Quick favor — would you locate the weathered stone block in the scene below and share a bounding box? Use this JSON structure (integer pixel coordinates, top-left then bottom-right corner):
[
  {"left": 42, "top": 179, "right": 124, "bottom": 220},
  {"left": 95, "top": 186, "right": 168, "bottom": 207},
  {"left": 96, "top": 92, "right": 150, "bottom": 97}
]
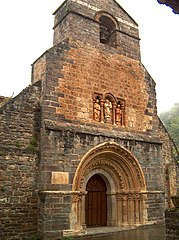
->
[{"left": 51, "top": 172, "right": 69, "bottom": 185}]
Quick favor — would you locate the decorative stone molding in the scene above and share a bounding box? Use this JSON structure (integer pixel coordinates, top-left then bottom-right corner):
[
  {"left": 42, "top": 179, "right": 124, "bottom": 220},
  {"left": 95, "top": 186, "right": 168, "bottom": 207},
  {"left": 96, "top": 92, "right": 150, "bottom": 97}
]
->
[
  {"left": 73, "top": 142, "right": 146, "bottom": 192},
  {"left": 70, "top": 142, "right": 146, "bottom": 231}
]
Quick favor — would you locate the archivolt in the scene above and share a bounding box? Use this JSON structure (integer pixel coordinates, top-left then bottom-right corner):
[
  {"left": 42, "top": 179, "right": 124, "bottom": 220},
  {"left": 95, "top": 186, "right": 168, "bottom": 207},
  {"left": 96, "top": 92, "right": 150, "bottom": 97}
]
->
[{"left": 72, "top": 142, "right": 146, "bottom": 193}]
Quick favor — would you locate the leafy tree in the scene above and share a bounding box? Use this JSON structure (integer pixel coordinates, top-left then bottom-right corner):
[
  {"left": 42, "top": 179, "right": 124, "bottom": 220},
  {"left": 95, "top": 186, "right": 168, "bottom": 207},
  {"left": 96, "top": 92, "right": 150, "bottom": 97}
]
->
[{"left": 160, "top": 103, "right": 179, "bottom": 157}]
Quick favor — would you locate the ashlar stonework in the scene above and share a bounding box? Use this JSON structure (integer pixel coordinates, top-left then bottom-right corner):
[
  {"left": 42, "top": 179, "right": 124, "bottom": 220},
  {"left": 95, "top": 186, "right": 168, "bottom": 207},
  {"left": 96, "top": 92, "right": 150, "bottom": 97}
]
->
[{"left": 0, "top": 0, "right": 178, "bottom": 239}]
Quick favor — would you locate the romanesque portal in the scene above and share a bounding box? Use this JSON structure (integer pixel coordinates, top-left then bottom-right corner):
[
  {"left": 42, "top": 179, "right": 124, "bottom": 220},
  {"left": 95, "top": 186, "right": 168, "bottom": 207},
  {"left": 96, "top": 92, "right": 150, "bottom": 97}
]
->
[{"left": 70, "top": 142, "right": 146, "bottom": 232}]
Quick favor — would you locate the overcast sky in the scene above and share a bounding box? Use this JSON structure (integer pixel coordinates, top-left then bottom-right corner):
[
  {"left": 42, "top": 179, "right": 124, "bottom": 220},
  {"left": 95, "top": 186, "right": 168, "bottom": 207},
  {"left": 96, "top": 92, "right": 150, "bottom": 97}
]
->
[{"left": 0, "top": 0, "right": 178, "bottom": 113}]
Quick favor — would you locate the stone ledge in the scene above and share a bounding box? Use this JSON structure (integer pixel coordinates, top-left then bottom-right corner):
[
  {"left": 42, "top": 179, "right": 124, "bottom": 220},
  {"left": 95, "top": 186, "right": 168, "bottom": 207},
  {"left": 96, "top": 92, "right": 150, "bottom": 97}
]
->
[
  {"left": 39, "top": 190, "right": 82, "bottom": 195},
  {"left": 44, "top": 120, "right": 162, "bottom": 144}
]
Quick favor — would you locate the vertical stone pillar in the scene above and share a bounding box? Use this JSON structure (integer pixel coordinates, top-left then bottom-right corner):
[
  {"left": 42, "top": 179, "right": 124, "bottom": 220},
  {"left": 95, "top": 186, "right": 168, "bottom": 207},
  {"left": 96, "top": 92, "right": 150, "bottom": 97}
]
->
[
  {"left": 81, "top": 194, "right": 87, "bottom": 229},
  {"left": 93, "top": 99, "right": 96, "bottom": 121},
  {"left": 134, "top": 194, "right": 140, "bottom": 225},
  {"left": 71, "top": 192, "right": 85, "bottom": 231},
  {"left": 112, "top": 103, "right": 116, "bottom": 125},
  {"left": 122, "top": 195, "right": 128, "bottom": 225},
  {"left": 106, "top": 193, "right": 117, "bottom": 227},
  {"left": 100, "top": 99, "right": 104, "bottom": 123},
  {"left": 121, "top": 103, "right": 125, "bottom": 127},
  {"left": 116, "top": 194, "right": 123, "bottom": 227},
  {"left": 128, "top": 193, "right": 134, "bottom": 226},
  {"left": 139, "top": 193, "right": 145, "bottom": 224},
  {"left": 70, "top": 194, "right": 78, "bottom": 230},
  {"left": 77, "top": 195, "right": 82, "bottom": 229}
]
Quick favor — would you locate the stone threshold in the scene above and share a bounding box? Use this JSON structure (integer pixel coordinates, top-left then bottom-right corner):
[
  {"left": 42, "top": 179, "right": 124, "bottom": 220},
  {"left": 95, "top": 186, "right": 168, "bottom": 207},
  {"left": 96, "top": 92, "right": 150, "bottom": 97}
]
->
[
  {"left": 63, "top": 223, "right": 165, "bottom": 237},
  {"left": 85, "top": 226, "right": 137, "bottom": 235}
]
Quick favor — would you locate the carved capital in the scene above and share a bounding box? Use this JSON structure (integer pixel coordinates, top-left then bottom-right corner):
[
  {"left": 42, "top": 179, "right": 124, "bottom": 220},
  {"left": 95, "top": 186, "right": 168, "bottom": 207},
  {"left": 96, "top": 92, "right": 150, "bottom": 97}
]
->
[{"left": 72, "top": 193, "right": 83, "bottom": 203}]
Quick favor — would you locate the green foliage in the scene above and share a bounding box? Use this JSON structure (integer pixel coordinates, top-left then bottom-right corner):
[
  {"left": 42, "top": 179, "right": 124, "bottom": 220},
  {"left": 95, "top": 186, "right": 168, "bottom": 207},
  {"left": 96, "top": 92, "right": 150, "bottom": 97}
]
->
[
  {"left": 160, "top": 103, "right": 179, "bottom": 158},
  {"left": 64, "top": 6, "right": 69, "bottom": 13},
  {"left": 1, "top": 185, "right": 7, "bottom": 192},
  {"left": 15, "top": 142, "right": 20, "bottom": 148},
  {"left": 0, "top": 150, "right": 5, "bottom": 156},
  {"left": 26, "top": 136, "right": 38, "bottom": 153},
  {"left": 30, "top": 236, "right": 41, "bottom": 240}
]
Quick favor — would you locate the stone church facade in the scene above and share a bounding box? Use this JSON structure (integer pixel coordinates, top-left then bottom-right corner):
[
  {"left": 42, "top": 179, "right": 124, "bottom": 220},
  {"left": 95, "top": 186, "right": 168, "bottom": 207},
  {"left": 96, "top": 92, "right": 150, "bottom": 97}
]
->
[{"left": 0, "top": 0, "right": 178, "bottom": 239}]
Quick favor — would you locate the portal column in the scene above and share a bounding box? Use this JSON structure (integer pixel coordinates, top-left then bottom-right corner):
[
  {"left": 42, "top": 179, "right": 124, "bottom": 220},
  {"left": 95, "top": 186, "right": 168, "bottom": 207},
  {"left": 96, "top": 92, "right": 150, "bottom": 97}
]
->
[
  {"left": 70, "top": 192, "right": 86, "bottom": 231},
  {"left": 122, "top": 194, "right": 128, "bottom": 226},
  {"left": 134, "top": 194, "right": 140, "bottom": 225},
  {"left": 128, "top": 193, "right": 134, "bottom": 226},
  {"left": 116, "top": 193, "right": 123, "bottom": 227},
  {"left": 139, "top": 193, "right": 145, "bottom": 224}
]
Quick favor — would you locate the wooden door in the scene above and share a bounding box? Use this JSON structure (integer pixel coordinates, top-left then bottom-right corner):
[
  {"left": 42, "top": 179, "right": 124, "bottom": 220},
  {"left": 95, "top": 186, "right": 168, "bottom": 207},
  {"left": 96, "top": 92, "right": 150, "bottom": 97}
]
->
[{"left": 85, "top": 174, "right": 107, "bottom": 227}]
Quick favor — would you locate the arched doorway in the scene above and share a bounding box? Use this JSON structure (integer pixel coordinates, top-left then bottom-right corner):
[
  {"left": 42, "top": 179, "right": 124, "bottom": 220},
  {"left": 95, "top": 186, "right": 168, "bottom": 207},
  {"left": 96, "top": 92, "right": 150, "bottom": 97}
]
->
[
  {"left": 71, "top": 142, "right": 147, "bottom": 231},
  {"left": 85, "top": 174, "right": 107, "bottom": 227}
]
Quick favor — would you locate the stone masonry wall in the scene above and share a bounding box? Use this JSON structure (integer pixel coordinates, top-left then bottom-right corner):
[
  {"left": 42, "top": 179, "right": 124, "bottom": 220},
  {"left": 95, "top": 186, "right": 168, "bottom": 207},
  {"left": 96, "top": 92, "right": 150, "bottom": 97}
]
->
[
  {"left": 31, "top": 35, "right": 164, "bottom": 238},
  {"left": 56, "top": 41, "right": 144, "bottom": 126},
  {"left": 38, "top": 121, "right": 165, "bottom": 237},
  {"left": 31, "top": 54, "right": 47, "bottom": 84},
  {"left": 0, "top": 82, "right": 41, "bottom": 240},
  {"left": 32, "top": 39, "right": 156, "bottom": 132},
  {"left": 41, "top": 121, "right": 164, "bottom": 193}
]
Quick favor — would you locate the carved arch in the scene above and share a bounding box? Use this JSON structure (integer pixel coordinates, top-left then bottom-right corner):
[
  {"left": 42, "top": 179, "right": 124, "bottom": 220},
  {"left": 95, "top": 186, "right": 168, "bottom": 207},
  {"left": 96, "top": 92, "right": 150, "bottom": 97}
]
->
[
  {"left": 104, "top": 92, "right": 116, "bottom": 103},
  {"left": 73, "top": 142, "right": 146, "bottom": 192},
  {"left": 70, "top": 142, "right": 147, "bottom": 230},
  {"left": 95, "top": 11, "right": 119, "bottom": 30}
]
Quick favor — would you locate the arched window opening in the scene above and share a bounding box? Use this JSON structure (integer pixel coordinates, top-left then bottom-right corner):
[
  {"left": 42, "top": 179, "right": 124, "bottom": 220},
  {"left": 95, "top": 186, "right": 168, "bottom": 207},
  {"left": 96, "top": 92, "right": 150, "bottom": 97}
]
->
[{"left": 99, "top": 16, "right": 116, "bottom": 45}]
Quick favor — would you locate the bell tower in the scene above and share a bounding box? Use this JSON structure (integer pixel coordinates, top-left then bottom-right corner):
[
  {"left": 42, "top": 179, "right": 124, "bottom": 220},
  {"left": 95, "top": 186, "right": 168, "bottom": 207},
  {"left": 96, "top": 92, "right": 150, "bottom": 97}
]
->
[{"left": 53, "top": 0, "right": 141, "bottom": 60}]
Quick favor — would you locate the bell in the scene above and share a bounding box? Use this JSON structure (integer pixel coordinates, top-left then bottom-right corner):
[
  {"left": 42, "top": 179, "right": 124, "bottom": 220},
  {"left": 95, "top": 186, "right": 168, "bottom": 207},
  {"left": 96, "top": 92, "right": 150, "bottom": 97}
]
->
[{"left": 100, "top": 31, "right": 107, "bottom": 43}]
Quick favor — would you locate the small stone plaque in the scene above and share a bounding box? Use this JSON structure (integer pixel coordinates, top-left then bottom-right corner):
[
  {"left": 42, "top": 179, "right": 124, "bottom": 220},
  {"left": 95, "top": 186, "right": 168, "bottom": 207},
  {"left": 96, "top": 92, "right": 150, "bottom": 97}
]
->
[{"left": 51, "top": 172, "right": 69, "bottom": 184}]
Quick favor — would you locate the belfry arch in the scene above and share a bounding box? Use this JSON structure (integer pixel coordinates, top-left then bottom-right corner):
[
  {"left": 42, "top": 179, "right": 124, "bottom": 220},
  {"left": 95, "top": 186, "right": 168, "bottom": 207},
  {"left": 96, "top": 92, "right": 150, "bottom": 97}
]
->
[
  {"left": 95, "top": 11, "right": 119, "bottom": 47},
  {"left": 70, "top": 142, "right": 147, "bottom": 231}
]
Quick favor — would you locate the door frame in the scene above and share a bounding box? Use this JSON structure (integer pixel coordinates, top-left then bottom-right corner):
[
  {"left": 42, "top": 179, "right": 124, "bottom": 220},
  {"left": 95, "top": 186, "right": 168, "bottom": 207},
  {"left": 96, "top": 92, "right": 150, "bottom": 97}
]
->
[{"left": 85, "top": 174, "right": 107, "bottom": 227}]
